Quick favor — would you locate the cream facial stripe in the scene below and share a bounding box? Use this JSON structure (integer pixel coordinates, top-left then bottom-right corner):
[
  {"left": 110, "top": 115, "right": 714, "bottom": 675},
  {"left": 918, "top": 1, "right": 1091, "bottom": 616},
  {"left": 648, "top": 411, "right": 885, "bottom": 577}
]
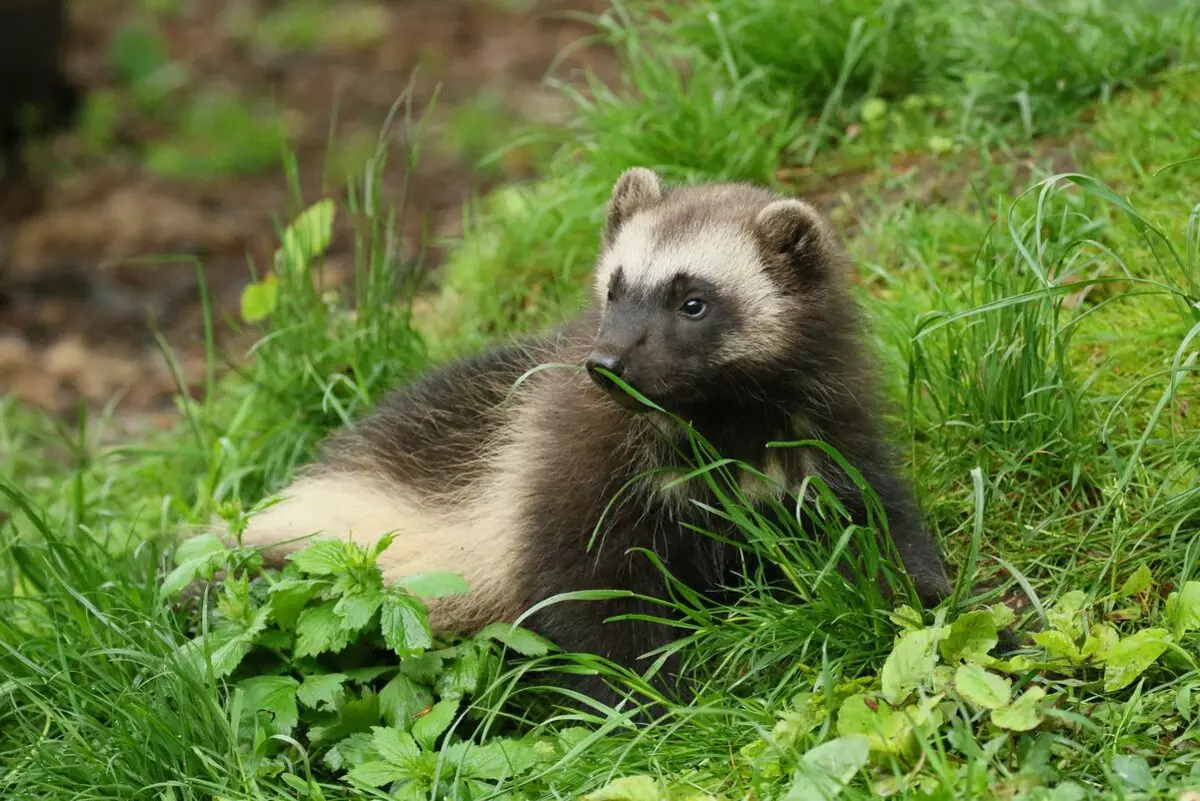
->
[{"left": 594, "top": 211, "right": 791, "bottom": 363}]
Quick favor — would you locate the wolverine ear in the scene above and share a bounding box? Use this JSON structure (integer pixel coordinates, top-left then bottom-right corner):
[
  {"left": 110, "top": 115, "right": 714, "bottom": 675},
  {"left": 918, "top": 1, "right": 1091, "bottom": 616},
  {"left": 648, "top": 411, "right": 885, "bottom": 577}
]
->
[
  {"left": 605, "top": 167, "right": 664, "bottom": 244},
  {"left": 754, "top": 198, "right": 840, "bottom": 281}
]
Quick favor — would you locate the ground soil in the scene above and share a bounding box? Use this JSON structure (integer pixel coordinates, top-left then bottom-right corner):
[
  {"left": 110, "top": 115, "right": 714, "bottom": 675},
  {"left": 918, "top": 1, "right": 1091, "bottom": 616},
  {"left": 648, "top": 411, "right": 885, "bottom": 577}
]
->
[{"left": 0, "top": 0, "right": 613, "bottom": 421}]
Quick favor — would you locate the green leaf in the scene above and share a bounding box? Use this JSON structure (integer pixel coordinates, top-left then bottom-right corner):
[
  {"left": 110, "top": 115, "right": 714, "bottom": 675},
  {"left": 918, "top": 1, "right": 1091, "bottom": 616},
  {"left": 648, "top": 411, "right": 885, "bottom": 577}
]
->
[
  {"left": 395, "top": 571, "right": 471, "bottom": 598},
  {"left": 1117, "top": 565, "right": 1154, "bottom": 598},
  {"left": 459, "top": 738, "right": 541, "bottom": 779},
  {"left": 180, "top": 630, "right": 254, "bottom": 679},
  {"left": 346, "top": 761, "right": 408, "bottom": 788},
  {"left": 379, "top": 673, "right": 433, "bottom": 729},
  {"left": 240, "top": 274, "right": 278, "bottom": 323},
  {"left": 436, "top": 643, "right": 485, "bottom": 700},
  {"left": 175, "top": 532, "right": 228, "bottom": 564},
  {"left": 239, "top": 676, "right": 299, "bottom": 733},
  {"left": 334, "top": 587, "right": 383, "bottom": 632},
  {"left": 410, "top": 698, "right": 459, "bottom": 751},
  {"left": 380, "top": 593, "right": 433, "bottom": 656},
  {"left": 373, "top": 726, "right": 422, "bottom": 765},
  {"left": 1046, "top": 591, "right": 1088, "bottom": 636},
  {"left": 161, "top": 534, "right": 230, "bottom": 595},
  {"left": 582, "top": 776, "right": 668, "bottom": 801},
  {"left": 990, "top": 686, "right": 1046, "bottom": 731},
  {"left": 836, "top": 694, "right": 908, "bottom": 756},
  {"left": 1111, "top": 754, "right": 1152, "bottom": 791},
  {"left": 988, "top": 603, "right": 1016, "bottom": 630},
  {"left": 296, "top": 673, "right": 348, "bottom": 710},
  {"left": 1033, "top": 629, "right": 1084, "bottom": 664},
  {"left": 278, "top": 198, "right": 336, "bottom": 272},
  {"left": 323, "top": 731, "right": 376, "bottom": 772},
  {"left": 939, "top": 610, "right": 999, "bottom": 664},
  {"left": 295, "top": 600, "right": 353, "bottom": 657},
  {"left": 1103, "top": 628, "right": 1171, "bottom": 691},
  {"left": 786, "top": 735, "right": 870, "bottom": 801},
  {"left": 267, "top": 579, "right": 324, "bottom": 629},
  {"left": 289, "top": 538, "right": 349, "bottom": 576},
  {"left": 954, "top": 664, "right": 1011, "bottom": 710},
  {"left": 1080, "top": 623, "right": 1120, "bottom": 661},
  {"left": 1166, "top": 582, "right": 1200, "bottom": 639},
  {"left": 881, "top": 626, "right": 947, "bottom": 704},
  {"left": 478, "top": 622, "right": 558, "bottom": 657}
]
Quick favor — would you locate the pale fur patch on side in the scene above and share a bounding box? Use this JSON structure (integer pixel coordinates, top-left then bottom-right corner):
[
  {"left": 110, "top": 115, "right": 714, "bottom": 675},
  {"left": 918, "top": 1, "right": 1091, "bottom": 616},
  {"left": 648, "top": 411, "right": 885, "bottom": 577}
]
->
[
  {"left": 595, "top": 212, "right": 791, "bottom": 363},
  {"left": 230, "top": 397, "right": 559, "bottom": 634}
]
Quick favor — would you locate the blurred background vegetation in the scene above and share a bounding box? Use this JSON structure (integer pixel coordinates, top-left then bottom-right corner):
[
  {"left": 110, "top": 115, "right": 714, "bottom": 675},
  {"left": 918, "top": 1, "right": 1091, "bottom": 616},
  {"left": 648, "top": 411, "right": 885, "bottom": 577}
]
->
[{"left": 0, "top": 0, "right": 611, "bottom": 425}]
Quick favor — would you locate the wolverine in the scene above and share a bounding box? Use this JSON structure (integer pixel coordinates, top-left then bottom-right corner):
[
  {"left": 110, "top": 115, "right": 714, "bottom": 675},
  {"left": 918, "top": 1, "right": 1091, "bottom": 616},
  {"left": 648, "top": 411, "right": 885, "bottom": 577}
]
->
[{"left": 219, "top": 168, "right": 953, "bottom": 703}]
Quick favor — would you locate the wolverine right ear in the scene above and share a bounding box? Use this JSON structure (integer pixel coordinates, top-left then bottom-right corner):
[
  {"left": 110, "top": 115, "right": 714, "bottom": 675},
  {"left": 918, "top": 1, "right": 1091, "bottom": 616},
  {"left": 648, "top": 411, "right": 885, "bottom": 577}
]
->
[
  {"left": 754, "top": 198, "right": 841, "bottom": 283},
  {"left": 604, "top": 167, "right": 664, "bottom": 244}
]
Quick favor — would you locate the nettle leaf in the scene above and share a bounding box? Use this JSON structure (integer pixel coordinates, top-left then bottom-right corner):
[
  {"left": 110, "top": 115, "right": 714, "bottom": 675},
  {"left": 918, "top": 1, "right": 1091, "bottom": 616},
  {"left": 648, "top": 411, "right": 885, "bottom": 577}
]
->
[
  {"left": 295, "top": 600, "right": 354, "bottom": 658},
  {"left": 786, "top": 735, "right": 871, "bottom": 801},
  {"left": 180, "top": 606, "right": 270, "bottom": 679},
  {"left": 373, "top": 725, "right": 422, "bottom": 765},
  {"left": 381, "top": 593, "right": 433, "bottom": 656},
  {"left": 323, "top": 731, "right": 377, "bottom": 772},
  {"left": 395, "top": 571, "right": 471, "bottom": 599},
  {"left": 1166, "top": 581, "right": 1200, "bottom": 640},
  {"left": 1118, "top": 565, "right": 1154, "bottom": 598},
  {"left": 297, "top": 673, "right": 348, "bottom": 710},
  {"left": 268, "top": 579, "right": 325, "bottom": 629},
  {"left": 954, "top": 664, "right": 1011, "bottom": 710},
  {"left": 309, "top": 689, "right": 381, "bottom": 747},
  {"left": 881, "top": 626, "right": 948, "bottom": 704},
  {"left": 940, "top": 610, "right": 1000, "bottom": 664},
  {"left": 1046, "top": 591, "right": 1088, "bottom": 636},
  {"left": 239, "top": 676, "right": 300, "bottom": 734},
  {"left": 346, "top": 760, "right": 409, "bottom": 788},
  {"left": 334, "top": 587, "right": 383, "bottom": 632},
  {"left": 990, "top": 686, "right": 1046, "bottom": 731},
  {"left": 379, "top": 673, "right": 434, "bottom": 729},
  {"left": 442, "top": 738, "right": 542, "bottom": 781},
  {"left": 1033, "top": 629, "right": 1084, "bottom": 664},
  {"left": 289, "top": 538, "right": 350, "bottom": 576},
  {"left": 1103, "top": 627, "right": 1171, "bottom": 691},
  {"left": 411, "top": 698, "right": 459, "bottom": 751},
  {"left": 436, "top": 644, "right": 485, "bottom": 701},
  {"left": 478, "top": 622, "right": 558, "bottom": 657},
  {"left": 582, "top": 776, "right": 668, "bottom": 801}
]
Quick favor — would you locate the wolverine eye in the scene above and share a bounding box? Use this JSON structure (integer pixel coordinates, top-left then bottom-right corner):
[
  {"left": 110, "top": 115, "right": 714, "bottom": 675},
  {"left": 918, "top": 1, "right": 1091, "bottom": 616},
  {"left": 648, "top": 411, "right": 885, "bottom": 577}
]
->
[{"left": 679, "top": 298, "right": 708, "bottom": 319}]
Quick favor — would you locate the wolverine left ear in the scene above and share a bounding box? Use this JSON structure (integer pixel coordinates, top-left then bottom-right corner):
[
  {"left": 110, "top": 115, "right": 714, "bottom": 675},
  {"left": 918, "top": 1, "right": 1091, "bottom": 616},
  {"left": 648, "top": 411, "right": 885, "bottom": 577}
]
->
[
  {"left": 754, "top": 198, "right": 839, "bottom": 280},
  {"left": 605, "top": 167, "right": 664, "bottom": 245}
]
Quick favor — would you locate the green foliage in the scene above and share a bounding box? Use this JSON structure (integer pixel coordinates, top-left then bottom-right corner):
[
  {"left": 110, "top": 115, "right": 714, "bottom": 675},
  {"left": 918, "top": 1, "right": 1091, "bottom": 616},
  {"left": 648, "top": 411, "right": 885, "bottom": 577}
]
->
[{"left": 163, "top": 526, "right": 553, "bottom": 794}]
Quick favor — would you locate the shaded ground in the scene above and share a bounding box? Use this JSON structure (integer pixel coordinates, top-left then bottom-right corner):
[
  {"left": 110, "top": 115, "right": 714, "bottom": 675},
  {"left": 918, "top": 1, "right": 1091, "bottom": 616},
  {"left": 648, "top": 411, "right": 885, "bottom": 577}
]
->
[{"left": 0, "top": 0, "right": 612, "bottom": 418}]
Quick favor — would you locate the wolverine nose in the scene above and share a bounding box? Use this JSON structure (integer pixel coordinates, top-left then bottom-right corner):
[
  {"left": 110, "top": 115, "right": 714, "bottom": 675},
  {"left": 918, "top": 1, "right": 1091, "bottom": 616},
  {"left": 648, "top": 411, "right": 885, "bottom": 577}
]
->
[{"left": 585, "top": 353, "right": 625, "bottom": 389}]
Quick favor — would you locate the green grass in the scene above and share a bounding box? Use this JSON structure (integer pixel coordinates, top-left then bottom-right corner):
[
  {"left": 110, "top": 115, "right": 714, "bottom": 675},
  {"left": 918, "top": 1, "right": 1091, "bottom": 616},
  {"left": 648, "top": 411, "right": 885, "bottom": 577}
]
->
[{"left": 4, "top": 0, "right": 1200, "bottom": 798}]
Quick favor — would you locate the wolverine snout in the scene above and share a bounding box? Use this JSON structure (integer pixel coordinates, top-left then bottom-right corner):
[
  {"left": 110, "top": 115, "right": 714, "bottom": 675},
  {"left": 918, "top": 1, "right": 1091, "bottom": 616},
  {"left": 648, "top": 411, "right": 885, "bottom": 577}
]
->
[
  {"left": 585, "top": 352, "right": 625, "bottom": 388},
  {"left": 585, "top": 351, "right": 648, "bottom": 411}
]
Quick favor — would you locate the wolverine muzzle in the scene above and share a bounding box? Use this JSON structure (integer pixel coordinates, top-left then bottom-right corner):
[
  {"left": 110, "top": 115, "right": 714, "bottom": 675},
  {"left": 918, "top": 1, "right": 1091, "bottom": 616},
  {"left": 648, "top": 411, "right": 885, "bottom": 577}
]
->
[{"left": 585, "top": 352, "right": 647, "bottom": 411}]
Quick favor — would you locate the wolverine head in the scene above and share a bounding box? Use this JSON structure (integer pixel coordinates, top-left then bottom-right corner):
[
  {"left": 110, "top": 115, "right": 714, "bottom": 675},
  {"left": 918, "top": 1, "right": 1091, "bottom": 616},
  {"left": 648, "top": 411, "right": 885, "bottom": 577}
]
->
[{"left": 584, "top": 168, "right": 848, "bottom": 413}]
